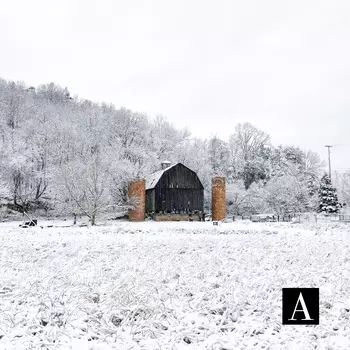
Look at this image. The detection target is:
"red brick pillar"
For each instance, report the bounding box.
[212,176,226,221]
[128,179,146,221]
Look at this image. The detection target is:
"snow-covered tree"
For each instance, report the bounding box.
[263,174,311,215]
[0,76,329,219]
[228,123,271,189]
[302,150,324,196]
[57,153,121,226]
[318,174,340,213]
[208,136,229,175]
[226,180,256,215]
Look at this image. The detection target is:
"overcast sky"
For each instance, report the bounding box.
[1,0,350,171]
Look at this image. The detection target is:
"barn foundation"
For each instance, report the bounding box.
[128,179,146,221]
[212,176,226,221]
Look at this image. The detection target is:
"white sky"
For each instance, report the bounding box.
[1,0,350,171]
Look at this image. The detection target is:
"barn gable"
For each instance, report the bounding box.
[145,163,204,190]
[145,163,204,214]
[145,163,177,190]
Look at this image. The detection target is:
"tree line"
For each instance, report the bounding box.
[0,78,344,224]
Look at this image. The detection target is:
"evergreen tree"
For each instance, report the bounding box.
[318,173,340,213]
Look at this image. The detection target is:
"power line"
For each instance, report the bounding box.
[333,169,350,173]
[333,144,350,147]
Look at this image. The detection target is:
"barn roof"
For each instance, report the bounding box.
[145,163,178,190]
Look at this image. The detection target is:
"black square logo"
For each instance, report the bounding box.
[282,288,319,325]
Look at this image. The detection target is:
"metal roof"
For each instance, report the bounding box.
[145,163,177,190]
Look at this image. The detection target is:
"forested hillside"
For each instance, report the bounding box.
[0,78,329,220]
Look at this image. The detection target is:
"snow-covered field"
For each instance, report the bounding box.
[0,220,350,350]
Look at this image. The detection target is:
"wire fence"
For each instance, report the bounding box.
[232,213,350,223]
[233,214,293,222]
[297,213,350,224]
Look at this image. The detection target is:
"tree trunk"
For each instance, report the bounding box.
[91,214,96,226]
[73,213,77,225]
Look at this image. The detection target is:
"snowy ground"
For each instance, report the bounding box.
[0,220,350,350]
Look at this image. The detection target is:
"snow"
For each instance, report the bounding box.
[0,220,350,349]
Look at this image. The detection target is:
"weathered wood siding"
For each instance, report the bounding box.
[146,189,155,213]
[146,163,204,213]
[155,188,203,213]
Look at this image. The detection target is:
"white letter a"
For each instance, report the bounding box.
[288,292,314,321]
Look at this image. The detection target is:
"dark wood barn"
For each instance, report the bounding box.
[145,162,204,215]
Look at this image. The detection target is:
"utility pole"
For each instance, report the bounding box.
[325,145,333,181]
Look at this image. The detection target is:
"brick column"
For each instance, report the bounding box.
[128,179,146,221]
[211,177,226,221]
